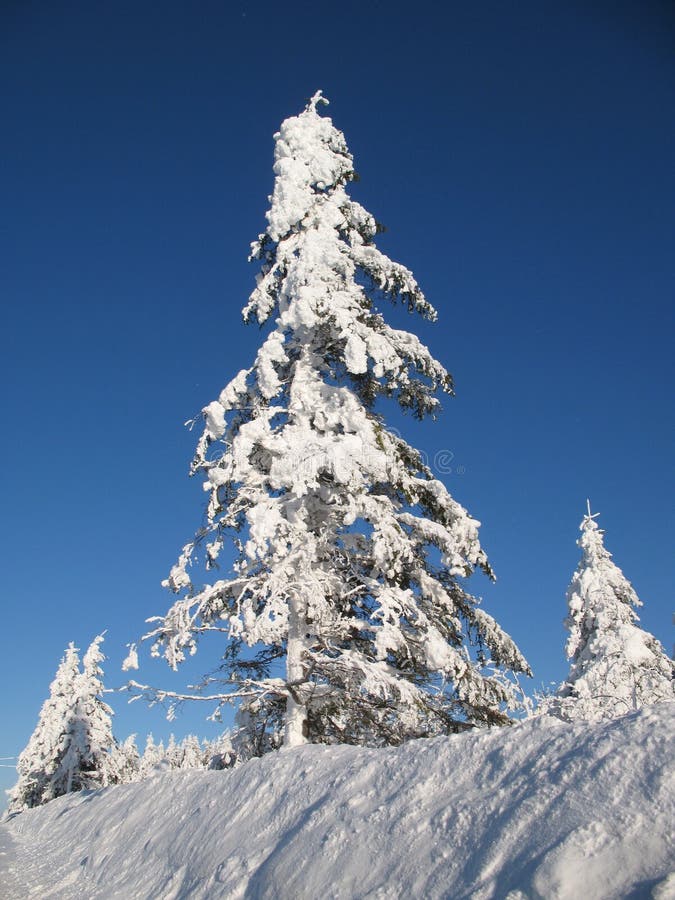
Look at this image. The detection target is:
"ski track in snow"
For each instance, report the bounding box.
[1,705,674,899]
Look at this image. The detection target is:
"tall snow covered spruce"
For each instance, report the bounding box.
[138,93,531,749]
[8,636,117,812]
[541,504,674,722]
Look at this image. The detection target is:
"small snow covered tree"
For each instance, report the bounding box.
[179,735,206,770]
[8,636,117,812]
[108,734,141,784]
[165,734,181,769]
[161,733,204,770]
[134,91,530,749]
[541,504,674,722]
[138,735,167,778]
[48,634,117,798]
[77,634,117,783]
[204,732,237,770]
[8,643,82,812]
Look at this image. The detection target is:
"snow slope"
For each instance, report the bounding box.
[2,704,674,899]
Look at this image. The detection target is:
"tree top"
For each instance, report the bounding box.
[305,90,329,113]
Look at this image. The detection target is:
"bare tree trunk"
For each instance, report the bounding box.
[284,592,308,747]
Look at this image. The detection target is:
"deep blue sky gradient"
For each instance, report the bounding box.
[1,1,673,800]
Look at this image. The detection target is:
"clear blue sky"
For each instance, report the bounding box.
[1,1,673,801]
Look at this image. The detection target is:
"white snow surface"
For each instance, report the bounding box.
[2,704,674,899]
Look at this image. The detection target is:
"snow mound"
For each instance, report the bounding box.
[2,704,674,899]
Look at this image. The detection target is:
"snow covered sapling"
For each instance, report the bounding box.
[132,92,530,749]
[541,503,674,722]
[8,636,117,812]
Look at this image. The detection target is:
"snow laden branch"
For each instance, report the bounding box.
[124,679,286,722]
[136,92,531,751]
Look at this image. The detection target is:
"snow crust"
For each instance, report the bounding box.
[2,704,673,899]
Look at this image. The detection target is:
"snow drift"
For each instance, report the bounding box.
[2,704,674,899]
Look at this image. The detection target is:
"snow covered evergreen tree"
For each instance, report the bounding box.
[165,734,181,769]
[108,734,141,784]
[8,643,81,812]
[77,634,117,784]
[541,503,674,722]
[203,732,237,770]
[179,735,206,770]
[8,636,117,812]
[160,734,205,770]
[138,735,167,778]
[134,92,530,749]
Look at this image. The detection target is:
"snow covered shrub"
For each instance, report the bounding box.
[540,504,674,722]
[130,92,531,750]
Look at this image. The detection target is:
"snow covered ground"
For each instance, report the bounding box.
[1,704,673,899]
